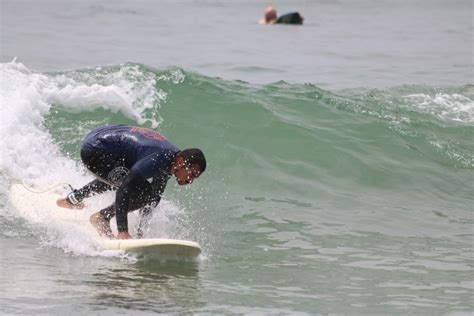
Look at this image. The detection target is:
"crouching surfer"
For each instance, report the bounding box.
[56,125,206,240]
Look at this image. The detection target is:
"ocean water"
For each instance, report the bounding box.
[1,0,473,315]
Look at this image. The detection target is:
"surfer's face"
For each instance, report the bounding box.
[175,164,202,185]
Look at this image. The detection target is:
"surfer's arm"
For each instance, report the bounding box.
[115,170,145,234]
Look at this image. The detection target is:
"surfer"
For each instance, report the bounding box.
[258,6,304,25]
[56,125,206,240]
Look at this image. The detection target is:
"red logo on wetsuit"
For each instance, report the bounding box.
[130,127,167,141]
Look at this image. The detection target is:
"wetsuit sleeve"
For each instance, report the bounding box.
[115,170,145,233]
[131,153,172,180]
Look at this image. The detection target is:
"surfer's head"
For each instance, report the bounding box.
[171,148,206,185]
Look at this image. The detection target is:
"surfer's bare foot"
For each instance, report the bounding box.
[56,198,84,210]
[89,213,114,239]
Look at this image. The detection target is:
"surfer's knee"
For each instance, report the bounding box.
[89,212,114,238]
[90,212,109,226]
[98,205,115,222]
[89,213,100,225]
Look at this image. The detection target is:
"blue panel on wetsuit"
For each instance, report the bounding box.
[82,125,179,180]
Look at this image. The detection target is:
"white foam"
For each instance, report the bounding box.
[46,64,167,127]
[0,61,80,187]
[404,93,474,123]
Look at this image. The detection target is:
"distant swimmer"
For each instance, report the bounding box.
[259,6,304,25]
[56,125,206,240]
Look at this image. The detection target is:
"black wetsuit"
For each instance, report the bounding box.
[276,12,303,25]
[68,125,179,233]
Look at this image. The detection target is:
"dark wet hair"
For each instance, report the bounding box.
[178,148,206,172]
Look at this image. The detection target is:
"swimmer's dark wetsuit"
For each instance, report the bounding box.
[67,125,179,234]
[276,12,303,25]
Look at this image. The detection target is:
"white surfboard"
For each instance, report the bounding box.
[8,183,201,260]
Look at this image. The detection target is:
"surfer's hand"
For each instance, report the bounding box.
[117,231,132,239]
[56,198,84,210]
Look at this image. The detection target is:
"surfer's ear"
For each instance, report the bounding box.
[175,156,186,167]
[171,156,185,173]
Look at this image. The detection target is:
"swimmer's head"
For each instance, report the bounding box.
[264,6,277,23]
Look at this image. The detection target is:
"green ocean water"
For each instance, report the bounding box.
[1,0,473,313]
[1,62,472,314]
